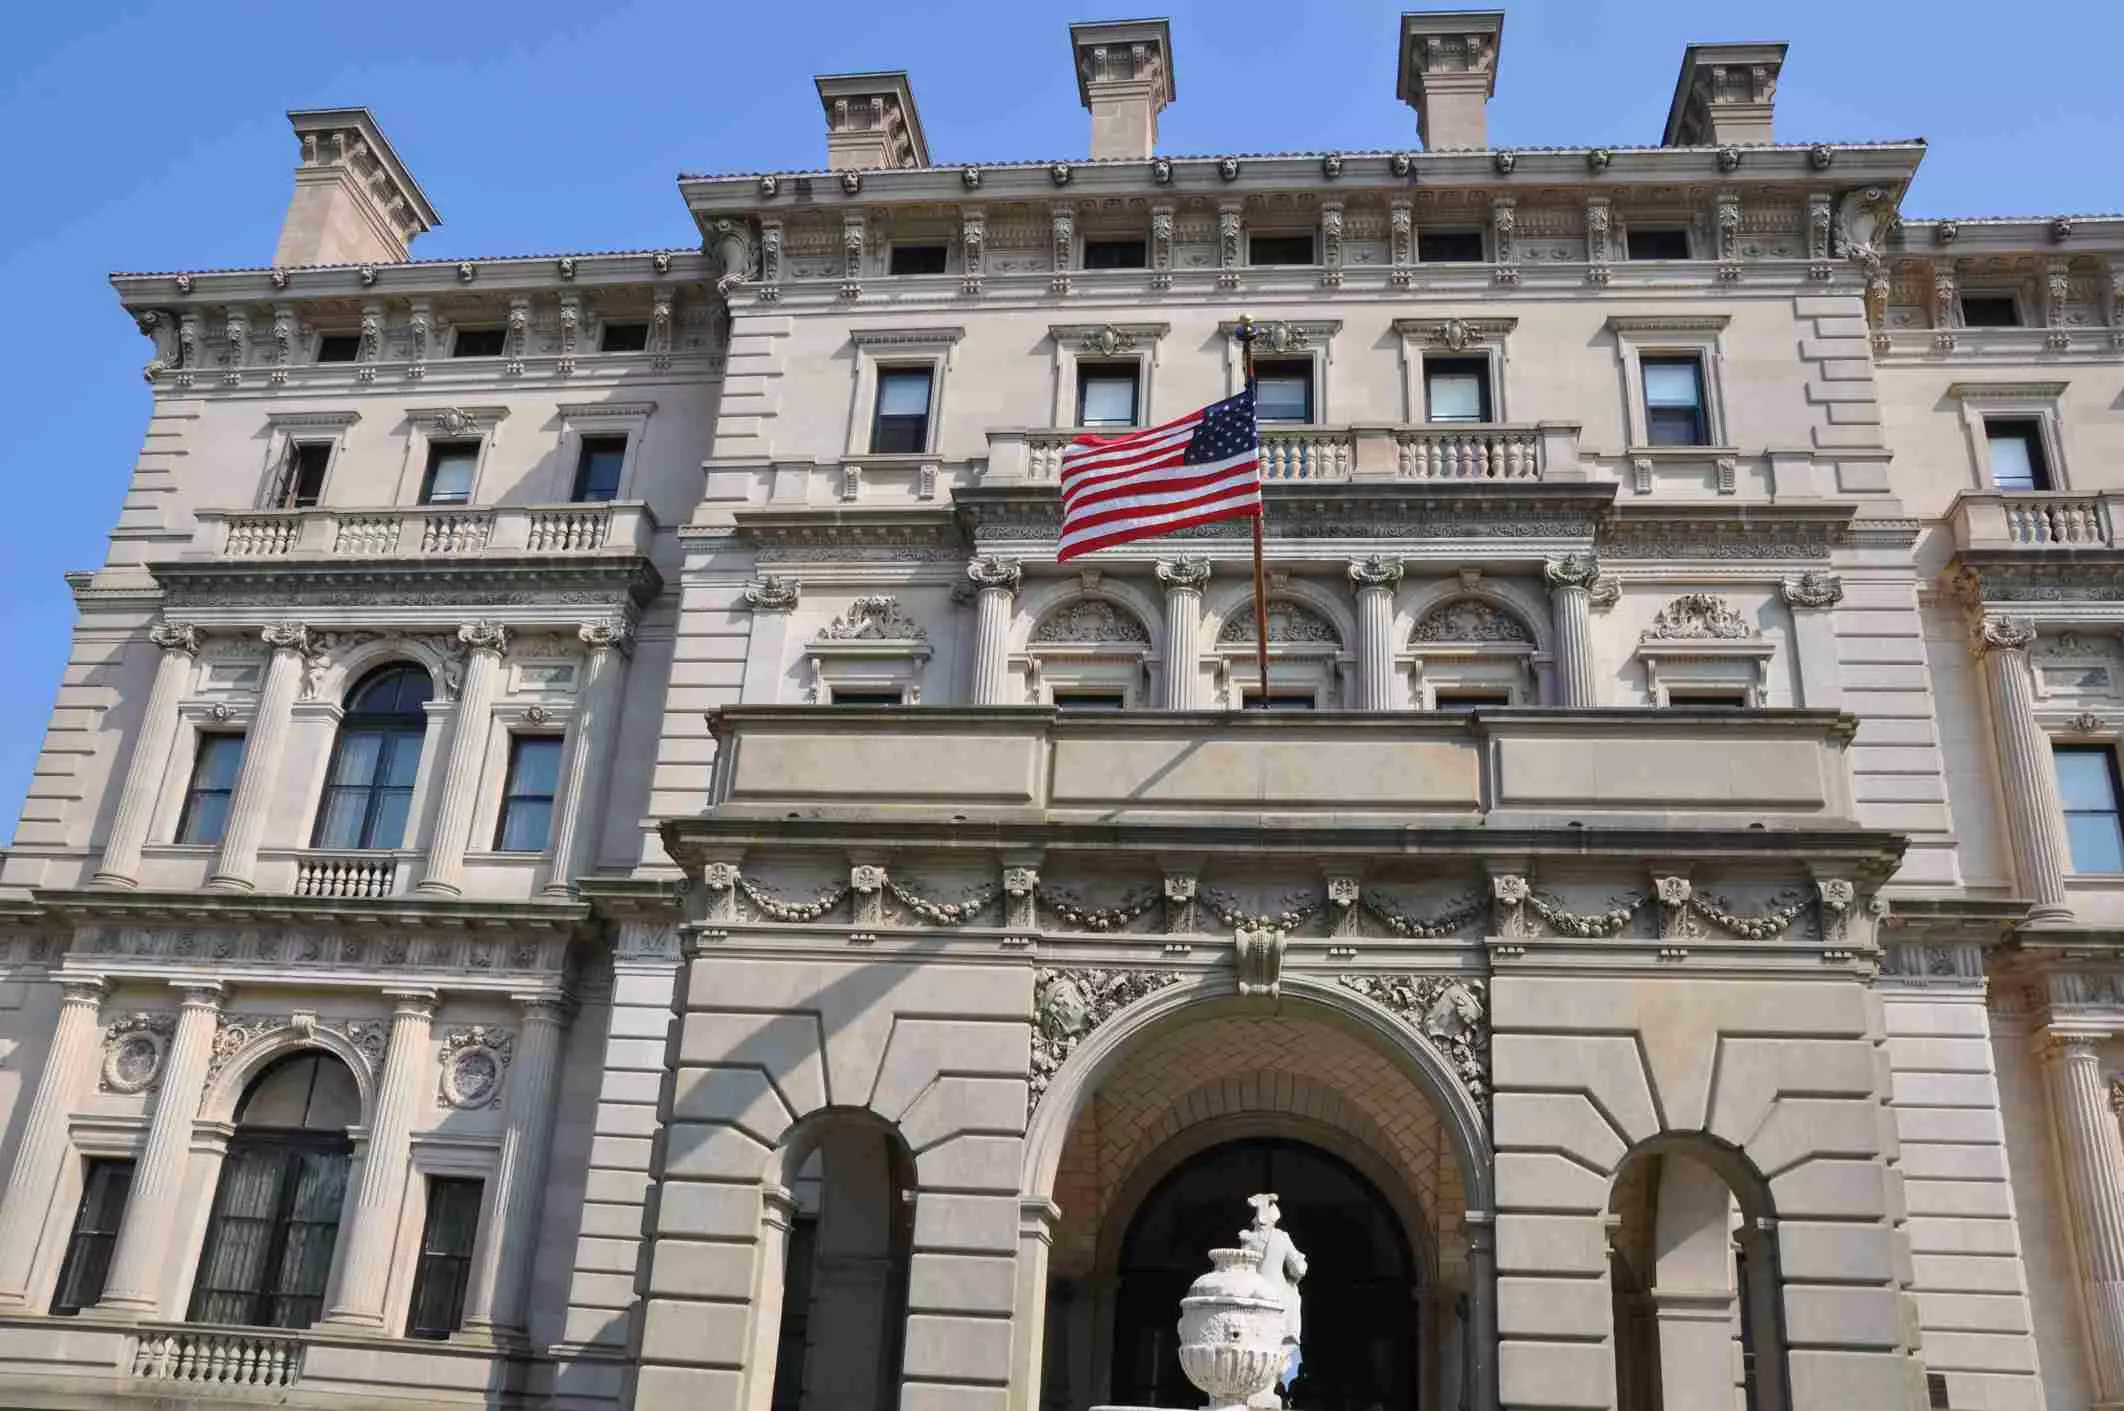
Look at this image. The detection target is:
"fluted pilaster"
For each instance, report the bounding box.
[417,622,507,896]
[208,623,312,890]
[94,623,203,888]
[0,978,105,1306]
[1156,557,1210,710]
[96,983,223,1316]
[323,989,435,1328]
[2039,1031,2124,1401]
[967,556,1022,706]
[543,620,634,896]
[460,994,568,1341]
[1348,556,1404,711]
[1975,615,2072,919]
[1544,554,1609,708]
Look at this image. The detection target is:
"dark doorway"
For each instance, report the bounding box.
[1111,1138,1419,1411]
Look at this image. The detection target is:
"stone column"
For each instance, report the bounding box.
[1347,555,1404,711]
[93,622,203,888]
[208,623,312,891]
[1974,616,2073,920]
[967,556,1023,706]
[2038,1030,2124,1403]
[417,622,507,896]
[96,982,223,1316]
[741,1185,799,1411]
[1156,557,1210,709]
[323,988,436,1328]
[1464,1210,1497,1411]
[0,978,105,1307]
[1543,554,1609,708]
[542,620,634,897]
[1780,572,1846,710]
[459,994,568,1342]
[1009,1199,1061,1411]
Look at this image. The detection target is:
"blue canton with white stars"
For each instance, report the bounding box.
[1182,384,1261,465]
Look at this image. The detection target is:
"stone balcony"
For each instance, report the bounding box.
[1949,488,2124,552]
[187,500,657,562]
[983,422,1586,484]
[690,706,1865,841]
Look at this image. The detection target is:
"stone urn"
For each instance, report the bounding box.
[1176,1246,1287,1411]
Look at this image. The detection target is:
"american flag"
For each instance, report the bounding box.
[1056,385,1262,561]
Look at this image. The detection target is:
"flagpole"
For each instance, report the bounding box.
[1236,315,1271,707]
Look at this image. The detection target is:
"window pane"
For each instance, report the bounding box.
[315,334,361,364]
[366,789,413,850]
[876,369,932,417]
[1083,239,1148,270]
[1427,371,1485,422]
[498,798,554,853]
[2067,814,2124,873]
[198,734,246,789]
[1417,230,1485,263]
[1080,373,1138,427]
[509,736,564,795]
[1626,228,1691,260]
[1255,362,1311,423]
[287,443,331,507]
[1961,295,2021,328]
[1988,433,2037,490]
[2056,749,2119,811]
[888,244,947,276]
[599,322,649,352]
[329,732,383,786]
[1646,407,1705,447]
[179,793,231,848]
[452,328,506,357]
[378,732,425,789]
[423,446,477,504]
[1250,234,1315,266]
[314,789,369,850]
[1642,361,1703,408]
[408,1178,484,1338]
[574,437,627,502]
[52,1160,134,1314]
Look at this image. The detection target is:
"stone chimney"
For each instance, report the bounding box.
[815,72,930,171]
[1070,18,1175,161]
[1662,42,1787,147]
[1396,11,1505,150]
[274,109,438,268]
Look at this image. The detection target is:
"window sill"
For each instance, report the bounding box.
[1625,444,1740,460]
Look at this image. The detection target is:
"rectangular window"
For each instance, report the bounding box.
[1242,693,1318,711]
[1077,363,1140,428]
[1986,418,2051,491]
[280,441,332,508]
[1417,230,1485,263]
[1424,357,1492,423]
[406,1177,483,1340]
[315,334,362,363]
[176,733,246,847]
[571,434,628,502]
[50,1159,133,1315]
[452,327,506,358]
[869,367,934,454]
[1670,691,1750,709]
[2057,745,2124,873]
[888,244,948,276]
[1053,691,1128,711]
[495,735,563,853]
[599,321,650,353]
[829,689,904,706]
[189,1138,350,1329]
[1626,227,1692,260]
[1083,238,1148,270]
[1641,356,1709,446]
[1249,233,1316,266]
[1434,691,1511,710]
[420,442,479,505]
[1254,358,1313,424]
[1960,294,2022,328]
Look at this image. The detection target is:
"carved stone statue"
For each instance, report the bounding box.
[1176,1193,1308,1411]
[1243,1192,1308,1389]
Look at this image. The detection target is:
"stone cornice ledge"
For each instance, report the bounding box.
[148,556,664,616]
[34,887,590,932]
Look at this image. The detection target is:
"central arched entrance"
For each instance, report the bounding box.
[1111,1138,1419,1411]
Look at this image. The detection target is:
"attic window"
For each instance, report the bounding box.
[889,244,948,276]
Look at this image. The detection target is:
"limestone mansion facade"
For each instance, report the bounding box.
[0,11,2119,1411]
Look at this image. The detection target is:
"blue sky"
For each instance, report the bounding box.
[0,0,2119,842]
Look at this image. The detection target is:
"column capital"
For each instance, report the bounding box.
[577,617,635,657]
[1780,571,1844,610]
[147,621,203,656]
[967,554,1023,595]
[1543,552,1605,593]
[456,620,508,655]
[260,621,317,655]
[2035,1026,2110,1061]
[510,991,570,1026]
[382,987,439,1019]
[1973,613,2037,657]
[1347,554,1405,589]
[58,976,108,1006]
[1155,555,1211,591]
[1019,1197,1063,1243]
[173,981,226,1010]
[742,574,801,612]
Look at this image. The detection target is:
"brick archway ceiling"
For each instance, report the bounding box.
[1050,1013,1462,1277]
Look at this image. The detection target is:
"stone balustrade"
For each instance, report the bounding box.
[1950,489,2123,551]
[985,422,1582,484]
[132,1328,305,1388]
[282,849,411,898]
[192,500,655,561]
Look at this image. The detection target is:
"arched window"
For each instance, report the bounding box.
[314,665,433,850]
[189,1052,361,1328]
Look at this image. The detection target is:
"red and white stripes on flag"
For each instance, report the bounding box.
[1055,386,1263,561]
